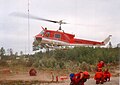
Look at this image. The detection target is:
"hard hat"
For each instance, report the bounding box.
[83,71,89,75]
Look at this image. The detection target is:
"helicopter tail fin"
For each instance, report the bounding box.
[102,35,112,45]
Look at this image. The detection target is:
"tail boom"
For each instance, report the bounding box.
[73,35,112,46]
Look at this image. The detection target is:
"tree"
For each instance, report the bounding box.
[9,48,13,56]
[6,48,13,56]
[117,43,120,48]
[0,47,5,56]
[20,51,23,56]
[15,52,18,56]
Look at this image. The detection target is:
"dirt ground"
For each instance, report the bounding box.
[0,71,119,85]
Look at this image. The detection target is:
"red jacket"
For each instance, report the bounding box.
[71,71,89,85]
[94,71,104,79]
[97,62,104,68]
[104,71,111,78]
[71,72,84,85]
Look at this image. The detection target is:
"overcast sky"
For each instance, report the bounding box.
[0,0,120,54]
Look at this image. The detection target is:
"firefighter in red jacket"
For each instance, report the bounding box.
[97,61,105,69]
[104,68,111,82]
[70,71,90,85]
[29,68,37,76]
[94,68,104,84]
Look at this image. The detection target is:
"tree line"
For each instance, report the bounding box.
[0,47,23,56]
[0,46,119,71]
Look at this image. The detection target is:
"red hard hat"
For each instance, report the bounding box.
[83,71,89,75]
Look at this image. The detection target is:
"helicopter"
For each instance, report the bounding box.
[33,26,111,50]
[31,18,112,51]
[11,13,112,50]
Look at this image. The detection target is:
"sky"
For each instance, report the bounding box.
[0,0,120,54]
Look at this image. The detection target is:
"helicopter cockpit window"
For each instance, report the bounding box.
[45,32,50,37]
[40,30,45,35]
[54,34,61,39]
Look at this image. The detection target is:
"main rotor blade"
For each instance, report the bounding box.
[10,12,68,24]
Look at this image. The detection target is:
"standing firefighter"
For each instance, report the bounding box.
[97,61,105,70]
[70,71,90,85]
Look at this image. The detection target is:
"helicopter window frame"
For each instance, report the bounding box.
[54,33,61,39]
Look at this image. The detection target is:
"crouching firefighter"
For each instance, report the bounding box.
[70,71,90,85]
[94,68,104,84]
[104,68,111,82]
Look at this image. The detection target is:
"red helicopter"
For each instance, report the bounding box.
[32,19,112,50]
[11,13,112,50]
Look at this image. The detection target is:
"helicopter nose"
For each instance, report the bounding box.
[35,34,43,43]
[33,37,42,51]
[36,37,42,43]
[33,37,42,46]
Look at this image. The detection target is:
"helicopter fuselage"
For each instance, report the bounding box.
[33,27,111,50]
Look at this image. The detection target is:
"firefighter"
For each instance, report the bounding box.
[29,68,37,76]
[94,68,104,84]
[104,68,111,82]
[70,73,75,85]
[97,61,105,69]
[83,71,90,82]
[70,71,90,85]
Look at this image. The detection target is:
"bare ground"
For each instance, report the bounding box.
[0,71,119,85]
